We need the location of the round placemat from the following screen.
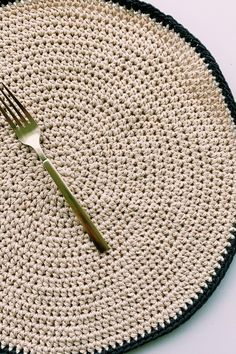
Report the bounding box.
[0,0,236,354]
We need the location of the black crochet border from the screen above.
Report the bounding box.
[0,0,236,354]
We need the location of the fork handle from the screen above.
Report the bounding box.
[42,158,110,253]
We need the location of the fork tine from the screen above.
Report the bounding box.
[0,94,23,127]
[1,86,28,124]
[2,83,33,123]
[0,101,16,129]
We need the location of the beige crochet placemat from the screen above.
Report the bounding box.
[0,0,236,354]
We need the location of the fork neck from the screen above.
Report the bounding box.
[35,146,47,162]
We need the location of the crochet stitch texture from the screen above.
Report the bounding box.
[0,0,235,353]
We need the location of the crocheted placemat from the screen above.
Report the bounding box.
[0,1,236,354]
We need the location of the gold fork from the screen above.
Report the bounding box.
[0,83,110,253]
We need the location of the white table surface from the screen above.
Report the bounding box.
[130,1,236,354]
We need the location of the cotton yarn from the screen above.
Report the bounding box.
[0,0,235,353]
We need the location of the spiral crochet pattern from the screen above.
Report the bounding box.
[0,0,235,353]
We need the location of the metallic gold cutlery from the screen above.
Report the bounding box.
[0,83,110,253]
